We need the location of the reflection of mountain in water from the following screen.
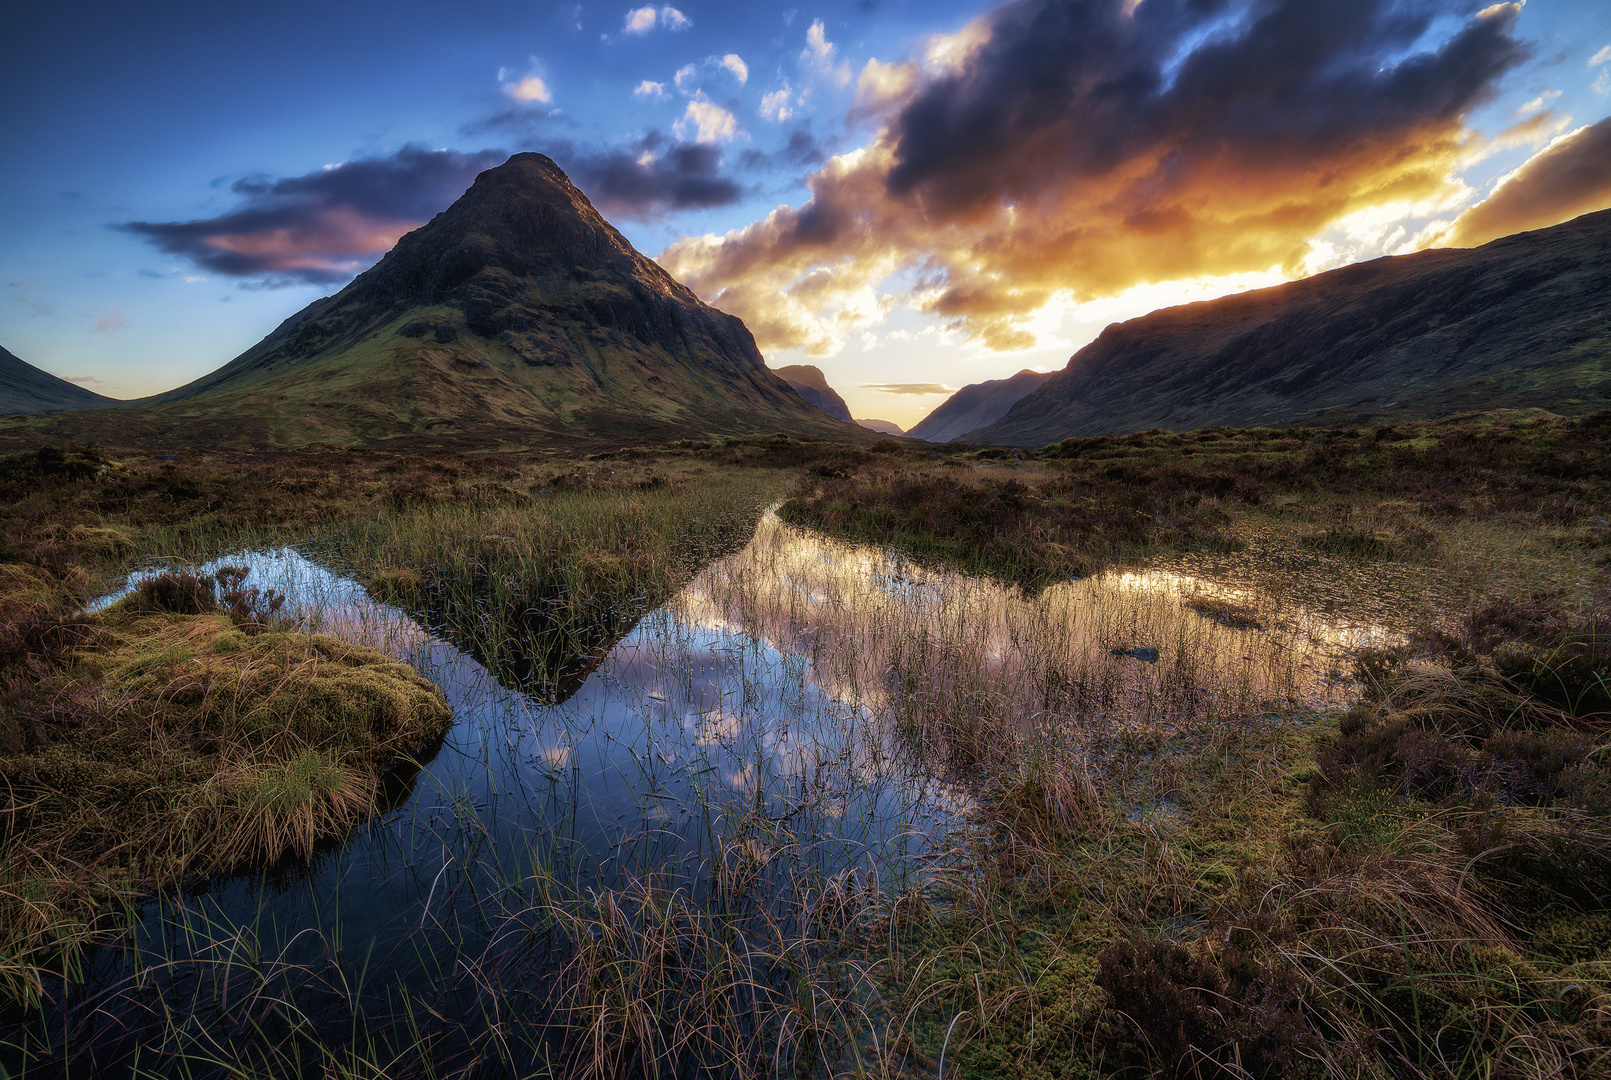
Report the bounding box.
[402,586,653,705]
[388,517,760,705]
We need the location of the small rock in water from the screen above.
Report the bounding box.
[1111,646,1161,663]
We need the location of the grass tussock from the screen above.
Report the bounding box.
[0,567,450,1009]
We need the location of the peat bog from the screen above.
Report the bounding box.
[2,414,1610,1078]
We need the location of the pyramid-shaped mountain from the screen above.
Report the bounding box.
[151,153,843,444]
[0,346,119,417]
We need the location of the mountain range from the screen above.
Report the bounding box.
[966,208,1611,444]
[907,370,1052,442]
[4,173,1608,449]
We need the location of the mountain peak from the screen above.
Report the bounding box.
[144,153,840,444]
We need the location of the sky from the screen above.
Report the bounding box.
[4,0,1611,429]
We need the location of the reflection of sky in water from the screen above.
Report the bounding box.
[75,512,1416,1046]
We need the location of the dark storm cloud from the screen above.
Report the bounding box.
[884,0,1528,211]
[555,134,745,218]
[121,147,506,284]
[739,129,827,171]
[663,0,1534,353]
[1443,115,1611,246]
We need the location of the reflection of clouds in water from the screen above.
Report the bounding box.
[693,708,742,747]
[93,547,437,663]
[672,512,1386,736]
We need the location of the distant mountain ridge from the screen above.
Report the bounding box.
[122,153,840,445]
[907,369,1052,442]
[773,365,853,422]
[0,346,119,417]
[855,418,904,435]
[966,209,1611,444]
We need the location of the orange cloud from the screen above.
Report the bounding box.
[1440,116,1611,247]
[660,0,1530,355]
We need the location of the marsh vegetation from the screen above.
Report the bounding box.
[2,414,1609,1077]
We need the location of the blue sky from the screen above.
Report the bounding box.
[4,0,1610,428]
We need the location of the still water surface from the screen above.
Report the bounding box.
[52,510,1422,1061]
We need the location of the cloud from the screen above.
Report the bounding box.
[505,75,552,103]
[92,311,128,333]
[65,375,105,384]
[760,84,794,122]
[623,5,690,35]
[1592,45,1611,67]
[623,6,657,34]
[1438,117,1611,246]
[122,146,506,284]
[739,129,825,171]
[560,134,745,218]
[634,79,668,99]
[674,97,742,144]
[861,382,951,394]
[674,63,698,93]
[660,0,1532,354]
[800,19,853,88]
[721,54,749,84]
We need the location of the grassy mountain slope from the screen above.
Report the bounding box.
[967,209,1611,444]
[0,347,119,417]
[907,369,1052,442]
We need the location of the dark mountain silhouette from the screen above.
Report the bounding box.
[966,209,1611,444]
[0,346,119,417]
[773,364,853,422]
[855,418,904,435]
[99,153,841,445]
[907,369,1052,442]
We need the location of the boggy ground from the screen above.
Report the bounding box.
[1,415,1609,1077]
[0,436,841,1010]
[777,410,1611,1079]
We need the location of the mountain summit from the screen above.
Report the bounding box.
[150,153,838,443]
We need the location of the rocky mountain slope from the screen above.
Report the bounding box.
[966,209,1611,444]
[907,369,1052,442]
[773,364,853,422]
[88,153,843,446]
[0,347,119,417]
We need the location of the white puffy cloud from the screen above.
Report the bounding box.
[503,74,552,103]
[674,96,741,144]
[720,54,748,84]
[800,19,851,87]
[760,84,794,122]
[623,6,657,34]
[623,5,690,35]
[674,63,698,93]
[633,79,668,100]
